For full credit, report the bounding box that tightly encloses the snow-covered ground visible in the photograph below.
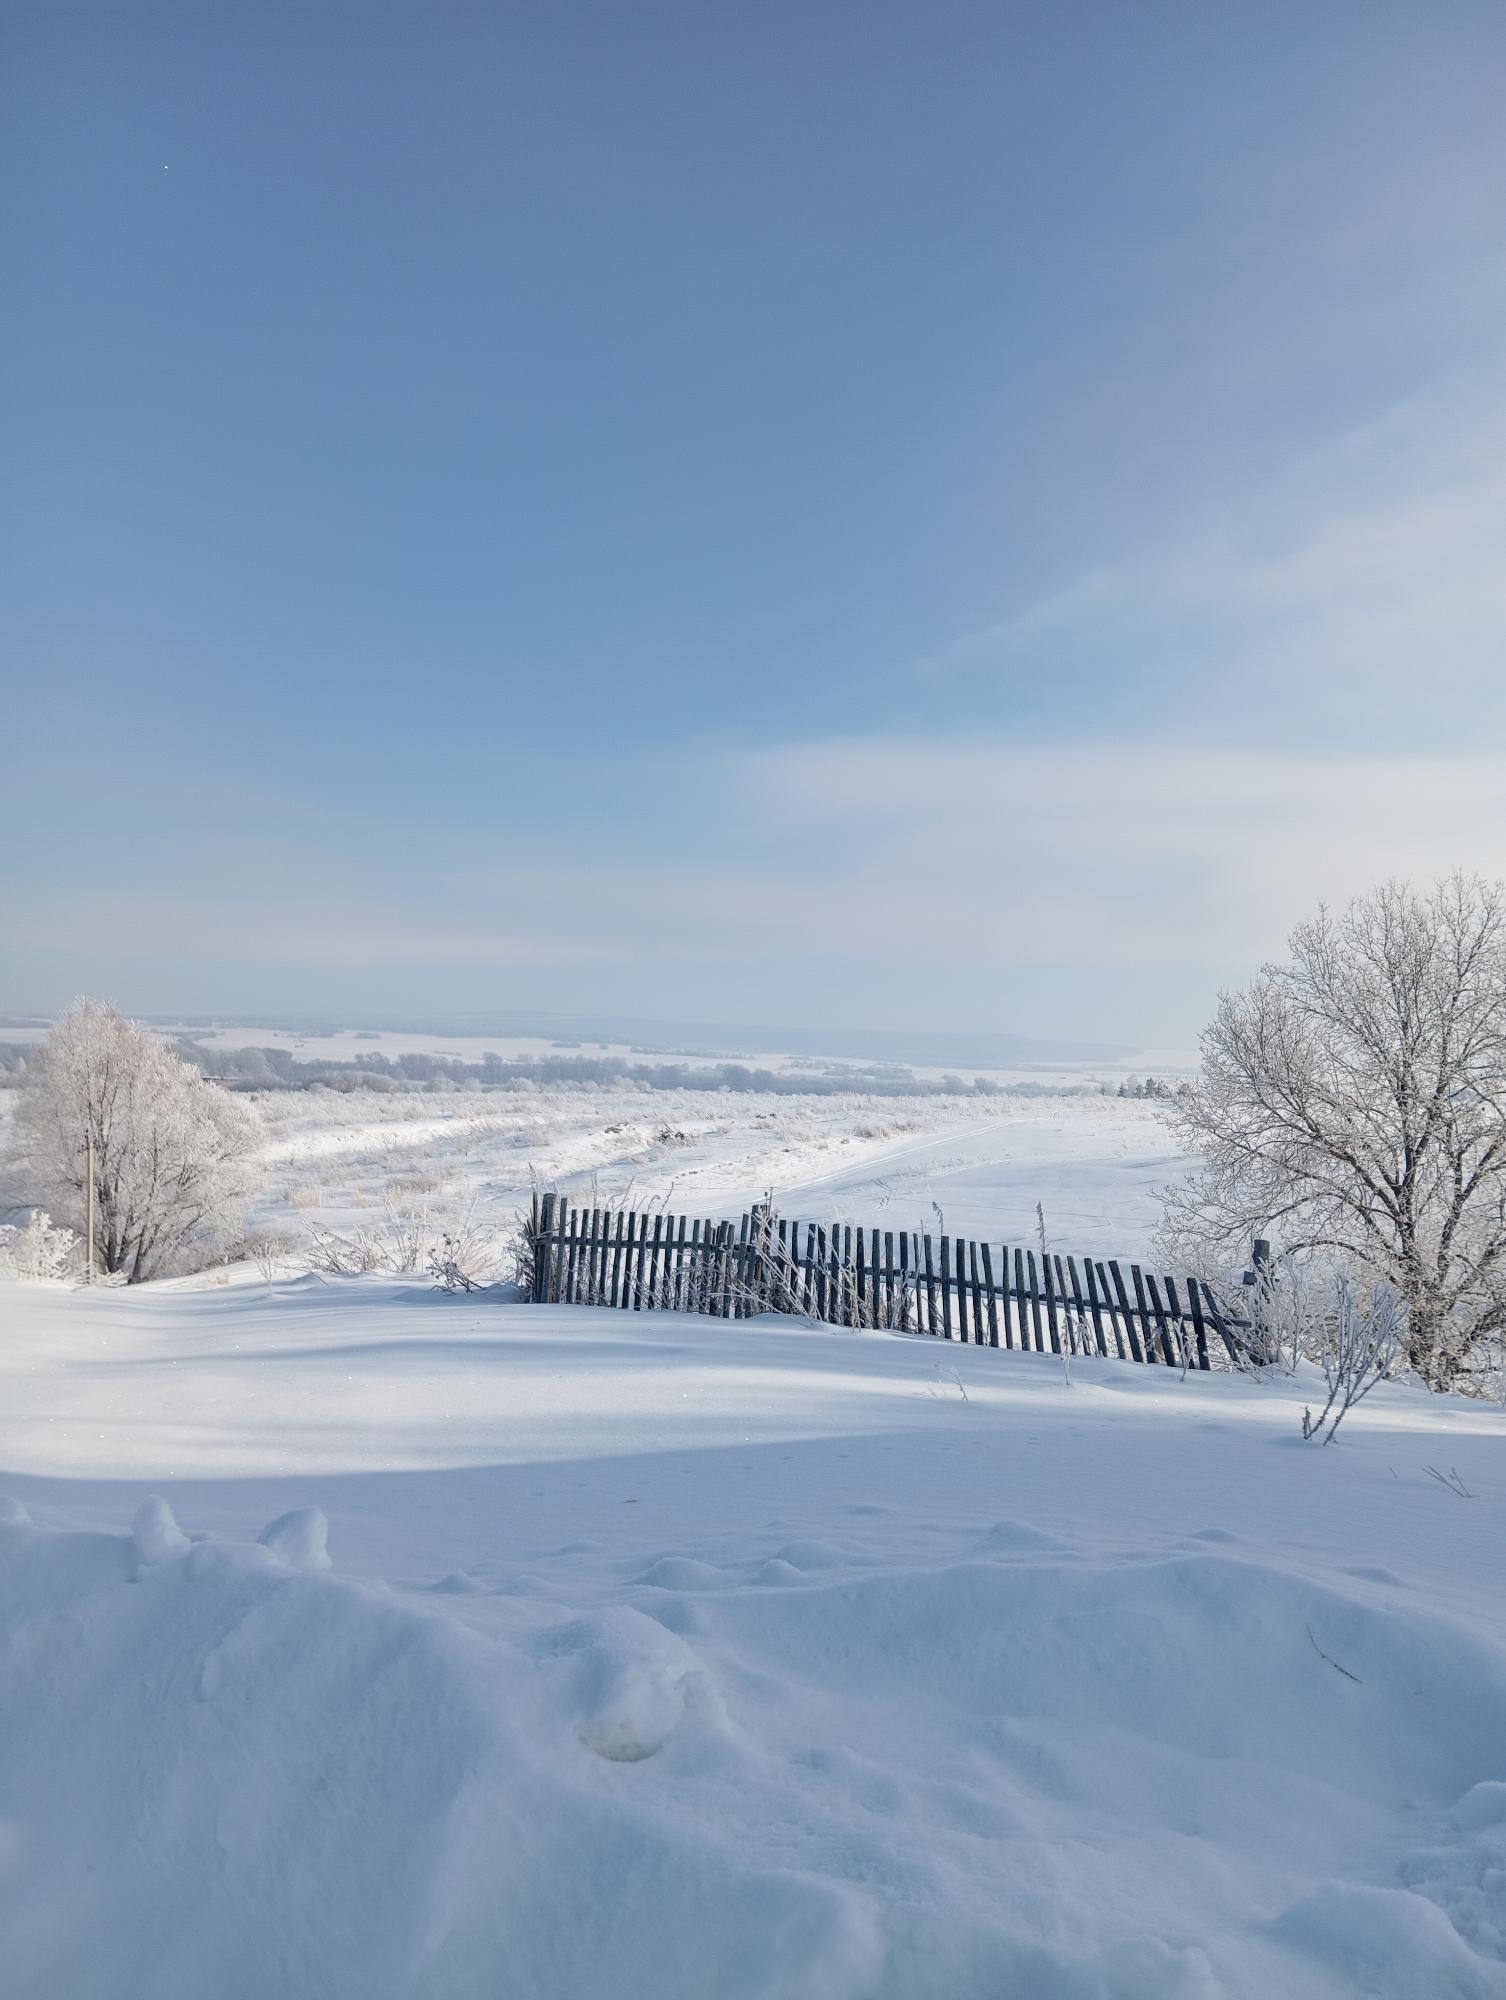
[2,1273,1504,1998]
[248,1084,1193,1265]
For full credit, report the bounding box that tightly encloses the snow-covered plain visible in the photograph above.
[2,1273,1504,1999]
[248,1083,1194,1265]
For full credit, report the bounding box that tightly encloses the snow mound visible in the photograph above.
[1268,1883,1505,1998]
[542,1604,731,1763]
[255,1504,331,1571]
[131,1496,189,1566]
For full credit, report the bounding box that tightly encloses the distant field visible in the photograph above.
[248,1083,1193,1268]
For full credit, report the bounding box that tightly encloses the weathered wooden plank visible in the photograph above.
[1022,1249,1048,1352]
[1052,1256,1072,1353]
[604,1207,623,1307]
[704,1218,720,1318]
[533,1192,554,1302]
[559,1205,578,1304]
[938,1236,953,1339]
[1041,1249,1061,1354]
[632,1209,654,1311]
[1198,1279,1245,1365]
[993,1244,1009,1346]
[1062,1255,1089,1354]
[952,1236,969,1342]
[1159,1274,1192,1371]
[579,1207,594,1304]
[1130,1263,1153,1360]
[636,1208,656,1304]
[1081,1256,1108,1356]
[921,1233,937,1334]
[596,1207,613,1304]
[722,1219,738,1318]
[553,1202,572,1304]
[980,1241,1000,1347]
[966,1239,981,1346]
[1130,1265,1166,1364]
[1106,1260,1142,1361]
[682,1218,700,1312]
[1090,1261,1122,1359]
[1143,1271,1177,1367]
[550,1204,566,1303]
[578,1207,595,1303]
[702,1216,719,1315]
[1183,1274,1210,1370]
[746,1206,765,1314]
[1013,1247,1029,1349]
[669,1212,688,1310]
[708,1218,724,1318]
[732,1210,749,1316]
[615,1210,636,1308]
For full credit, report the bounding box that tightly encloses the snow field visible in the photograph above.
[247,1083,1193,1267]
[1,1277,1504,1997]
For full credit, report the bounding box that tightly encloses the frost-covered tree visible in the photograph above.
[8,999,262,1282]
[1162,876,1506,1391]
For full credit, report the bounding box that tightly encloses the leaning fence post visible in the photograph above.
[532,1191,553,1302]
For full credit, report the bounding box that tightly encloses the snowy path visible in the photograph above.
[2,1275,1503,1998]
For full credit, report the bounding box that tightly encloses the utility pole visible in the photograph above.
[86,1130,96,1285]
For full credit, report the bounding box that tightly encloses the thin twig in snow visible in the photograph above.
[1306,1623,1362,1683]
[1423,1464,1473,1499]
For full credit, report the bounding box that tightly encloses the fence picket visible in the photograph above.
[1143,1271,1176,1367]
[980,1243,1000,1347]
[1061,1256,1086,1354]
[1106,1262,1140,1361]
[1198,1279,1244,1365]
[1079,1256,1107,1355]
[1041,1251,1061,1354]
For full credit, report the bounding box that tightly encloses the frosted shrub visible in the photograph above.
[1229,1252,1404,1440]
[0,1209,78,1281]
[308,1191,499,1284]
[1300,1276,1406,1445]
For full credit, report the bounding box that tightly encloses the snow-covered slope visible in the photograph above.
[2,1276,1503,1998]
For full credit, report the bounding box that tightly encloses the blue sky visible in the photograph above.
[4,1,1504,1043]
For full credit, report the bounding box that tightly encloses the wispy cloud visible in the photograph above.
[921,369,1506,743]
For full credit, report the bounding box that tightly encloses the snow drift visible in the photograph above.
[3,1479,1504,1998]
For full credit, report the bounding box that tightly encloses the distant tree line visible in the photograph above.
[176,1041,1090,1101]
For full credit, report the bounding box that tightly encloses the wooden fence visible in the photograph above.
[523,1192,1246,1369]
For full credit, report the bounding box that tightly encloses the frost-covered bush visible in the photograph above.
[308,1189,500,1284]
[0,1209,77,1281]
[1210,1250,1405,1440]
